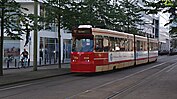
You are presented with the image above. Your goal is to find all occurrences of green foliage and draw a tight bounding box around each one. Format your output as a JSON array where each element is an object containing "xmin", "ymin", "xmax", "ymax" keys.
[
  {"xmin": 0, "ymin": 0, "xmax": 32, "ymax": 40},
  {"xmin": 118, "ymin": 0, "xmax": 144, "ymax": 34},
  {"xmin": 143, "ymin": 0, "xmax": 177, "ymax": 35},
  {"xmin": 42, "ymin": 0, "xmax": 144, "ymax": 34}
]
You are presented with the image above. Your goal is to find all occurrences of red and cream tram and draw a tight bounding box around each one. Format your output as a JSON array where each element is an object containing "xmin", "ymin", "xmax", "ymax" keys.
[{"xmin": 71, "ymin": 25, "xmax": 158, "ymax": 73}]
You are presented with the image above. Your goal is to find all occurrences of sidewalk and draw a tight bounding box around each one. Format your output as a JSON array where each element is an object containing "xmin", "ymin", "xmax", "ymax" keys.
[{"xmin": 0, "ymin": 64, "xmax": 71, "ymax": 86}]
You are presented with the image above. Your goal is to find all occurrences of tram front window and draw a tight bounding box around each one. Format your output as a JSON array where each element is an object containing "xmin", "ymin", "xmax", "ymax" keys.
[{"xmin": 72, "ymin": 38, "xmax": 93, "ymax": 52}]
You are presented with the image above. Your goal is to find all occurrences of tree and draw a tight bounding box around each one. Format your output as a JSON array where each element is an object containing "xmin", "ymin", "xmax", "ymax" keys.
[
  {"xmin": 60, "ymin": 0, "xmax": 109, "ymax": 29},
  {"xmin": 42, "ymin": 0, "xmax": 70, "ymax": 68},
  {"xmin": 118, "ymin": 0, "xmax": 144, "ymax": 34},
  {"xmin": 40, "ymin": 0, "xmax": 146, "ymax": 69},
  {"xmin": 42, "ymin": 0, "xmax": 145, "ymax": 32},
  {"xmin": 143, "ymin": 0, "xmax": 177, "ymax": 35},
  {"xmin": 33, "ymin": 0, "xmax": 38, "ymax": 71},
  {"xmin": 0, "ymin": 0, "xmax": 30, "ymax": 76}
]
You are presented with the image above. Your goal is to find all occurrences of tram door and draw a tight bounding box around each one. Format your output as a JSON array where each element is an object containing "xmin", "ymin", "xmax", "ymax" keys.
[{"xmin": 63, "ymin": 39, "xmax": 71, "ymax": 63}]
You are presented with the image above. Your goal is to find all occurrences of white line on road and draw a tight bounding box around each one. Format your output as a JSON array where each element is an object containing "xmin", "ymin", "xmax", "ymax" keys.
[
  {"xmin": 158, "ymin": 56, "xmax": 168, "ymax": 60},
  {"xmin": 67, "ymin": 62, "xmax": 168, "ymax": 99},
  {"xmin": 166, "ymin": 62, "xmax": 177, "ymax": 72},
  {"xmin": 0, "ymin": 83, "xmax": 32, "ymax": 91}
]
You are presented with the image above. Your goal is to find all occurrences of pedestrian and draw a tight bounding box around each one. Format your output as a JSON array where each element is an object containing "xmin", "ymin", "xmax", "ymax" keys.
[
  {"xmin": 21, "ymin": 48, "xmax": 29, "ymax": 59},
  {"xmin": 20, "ymin": 49, "xmax": 29, "ymax": 67}
]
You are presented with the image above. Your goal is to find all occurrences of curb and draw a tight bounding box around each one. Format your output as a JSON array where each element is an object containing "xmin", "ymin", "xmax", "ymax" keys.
[
  {"xmin": 0, "ymin": 72, "xmax": 72, "ymax": 87},
  {"xmin": 3, "ymin": 63, "xmax": 70, "ymax": 70}
]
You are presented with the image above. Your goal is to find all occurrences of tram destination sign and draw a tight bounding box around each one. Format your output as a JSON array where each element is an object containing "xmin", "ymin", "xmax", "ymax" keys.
[{"xmin": 73, "ymin": 28, "xmax": 91, "ymax": 34}]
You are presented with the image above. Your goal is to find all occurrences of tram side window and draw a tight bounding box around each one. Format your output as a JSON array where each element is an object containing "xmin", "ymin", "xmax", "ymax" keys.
[
  {"xmin": 109, "ymin": 37, "xmax": 115, "ymax": 52},
  {"xmin": 115, "ymin": 38, "xmax": 120, "ymax": 51},
  {"xmin": 149, "ymin": 42, "xmax": 153, "ymax": 51},
  {"xmin": 140, "ymin": 41, "xmax": 144, "ymax": 51},
  {"xmin": 149, "ymin": 42, "xmax": 152, "ymax": 51},
  {"xmin": 144, "ymin": 41, "xmax": 148, "ymax": 51},
  {"xmin": 103, "ymin": 36, "xmax": 109, "ymax": 52},
  {"xmin": 95, "ymin": 36, "xmax": 103, "ymax": 52},
  {"xmin": 124, "ymin": 38, "xmax": 129, "ymax": 51},
  {"xmin": 137, "ymin": 40, "xmax": 141, "ymax": 51},
  {"xmin": 120, "ymin": 38, "xmax": 125, "ymax": 51},
  {"xmin": 154, "ymin": 43, "xmax": 158, "ymax": 50},
  {"xmin": 137, "ymin": 40, "xmax": 145, "ymax": 51},
  {"xmin": 152, "ymin": 42, "xmax": 158, "ymax": 51},
  {"xmin": 129, "ymin": 39, "xmax": 133, "ymax": 51}
]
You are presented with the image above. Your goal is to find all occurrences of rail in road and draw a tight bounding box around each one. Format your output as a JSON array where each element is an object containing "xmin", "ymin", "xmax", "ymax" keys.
[
  {"xmin": 1, "ymin": 55, "xmax": 177, "ymax": 99},
  {"xmin": 67, "ymin": 57, "xmax": 177, "ymax": 99}
]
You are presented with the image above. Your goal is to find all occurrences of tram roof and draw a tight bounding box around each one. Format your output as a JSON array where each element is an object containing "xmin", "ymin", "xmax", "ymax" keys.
[
  {"xmin": 77, "ymin": 25, "xmax": 157, "ymax": 42},
  {"xmin": 78, "ymin": 25, "xmax": 92, "ymax": 28},
  {"xmin": 92, "ymin": 28, "xmax": 134, "ymax": 38}
]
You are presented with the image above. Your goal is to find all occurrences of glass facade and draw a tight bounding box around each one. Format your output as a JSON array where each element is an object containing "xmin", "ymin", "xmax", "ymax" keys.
[
  {"xmin": 4, "ymin": 39, "xmax": 20, "ymax": 59},
  {"xmin": 3, "ymin": 39, "xmax": 20, "ymax": 68},
  {"xmin": 63, "ymin": 39, "xmax": 71, "ymax": 63},
  {"xmin": 40, "ymin": 37, "xmax": 71, "ymax": 63},
  {"xmin": 40, "ymin": 37, "xmax": 58, "ymax": 63}
]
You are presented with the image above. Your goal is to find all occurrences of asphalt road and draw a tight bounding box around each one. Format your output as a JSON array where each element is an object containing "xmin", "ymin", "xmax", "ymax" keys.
[{"xmin": 0, "ymin": 55, "xmax": 177, "ymax": 99}]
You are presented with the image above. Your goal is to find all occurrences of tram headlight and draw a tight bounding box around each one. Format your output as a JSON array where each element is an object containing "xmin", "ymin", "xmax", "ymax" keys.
[
  {"xmin": 84, "ymin": 57, "xmax": 89, "ymax": 60},
  {"xmin": 84, "ymin": 57, "xmax": 90, "ymax": 62},
  {"xmin": 73, "ymin": 56, "xmax": 78, "ymax": 59}
]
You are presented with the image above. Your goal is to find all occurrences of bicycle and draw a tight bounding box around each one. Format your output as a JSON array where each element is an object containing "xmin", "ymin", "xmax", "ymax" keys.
[
  {"xmin": 4, "ymin": 55, "xmax": 14, "ymax": 63},
  {"xmin": 18, "ymin": 57, "xmax": 28, "ymax": 68}
]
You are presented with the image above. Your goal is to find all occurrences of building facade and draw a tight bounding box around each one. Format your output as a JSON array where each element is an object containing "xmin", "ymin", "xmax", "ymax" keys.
[
  {"xmin": 158, "ymin": 12, "xmax": 170, "ymax": 54},
  {"xmin": 3, "ymin": 1, "xmax": 72, "ymax": 65},
  {"xmin": 138, "ymin": 0, "xmax": 170, "ymax": 54},
  {"xmin": 2, "ymin": 0, "xmax": 169, "ymax": 67}
]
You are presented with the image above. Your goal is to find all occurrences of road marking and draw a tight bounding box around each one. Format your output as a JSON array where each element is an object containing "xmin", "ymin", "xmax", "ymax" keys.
[
  {"xmin": 67, "ymin": 62, "xmax": 167, "ymax": 99},
  {"xmin": 158, "ymin": 56, "xmax": 168, "ymax": 60},
  {"xmin": 108, "ymin": 61, "xmax": 177, "ymax": 99},
  {"xmin": 166, "ymin": 62, "xmax": 177, "ymax": 72},
  {"xmin": 0, "ymin": 83, "xmax": 32, "ymax": 91}
]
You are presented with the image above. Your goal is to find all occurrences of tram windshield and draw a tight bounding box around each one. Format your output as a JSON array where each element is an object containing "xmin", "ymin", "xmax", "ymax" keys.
[{"xmin": 72, "ymin": 38, "xmax": 94, "ymax": 52}]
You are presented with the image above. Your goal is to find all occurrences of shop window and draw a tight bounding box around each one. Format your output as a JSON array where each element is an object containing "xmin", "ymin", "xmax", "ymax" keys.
[{"xmin": 4, "ymin": 40, "xmax": 20, "ymax": 60}]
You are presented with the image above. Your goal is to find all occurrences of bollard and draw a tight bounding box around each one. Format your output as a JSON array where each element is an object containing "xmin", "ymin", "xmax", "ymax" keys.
[
  {"xmin": 44, "ymin": 58, "xmax": 46, "ymax": 64},
  {"xmin": 39, "ymin": 58, "xmax": 41, "ymax": 66},
  {"xmin": 46, "ymin": 57, "xmax": 48, "ymax": 62},
  {"xmin": 49, "ymin": 57, "xmax": 51, "ymax": 64},
  {"xmin": 54, "ymin": 57, "xmax": 56, "ymax": 64},
  {"xmin": 7, "ymin": 60, "xmax": 9, "ymax": 69},
  {"xmin": 56, "ymin": 57, "xmax": 58, "ymax": 63},
  {"xmin": 28, "ymin": 59, "xmax": 30, "ymax": 67},
  {"xmin": 15, "ymin": 59, "xmax": 17, "ymax": 67}
]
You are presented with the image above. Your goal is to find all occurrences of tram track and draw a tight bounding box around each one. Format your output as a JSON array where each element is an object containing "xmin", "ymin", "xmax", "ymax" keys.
[
  {"xmin": 67, "ymin": 58, "xmax": 177, "ymax": 99},
  {"xmin": 0, "ymin": 73, "xmax": 84, "ymax": 91},
  {"xmin": 0, "ymin": 56, "xmax": 170, "ymax": 91},
  {"xmin": 106, "ymin": 61, "xmax": 177, "ymax": 99},
  {"xmin": 0, "ymin": 56, "xmax": 175, "ymax": 99}
]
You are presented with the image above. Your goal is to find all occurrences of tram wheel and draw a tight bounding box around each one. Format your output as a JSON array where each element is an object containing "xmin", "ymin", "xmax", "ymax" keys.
[{"xmin": 113, "ymin": 66, "xmax": 116, "ymax": 70}]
